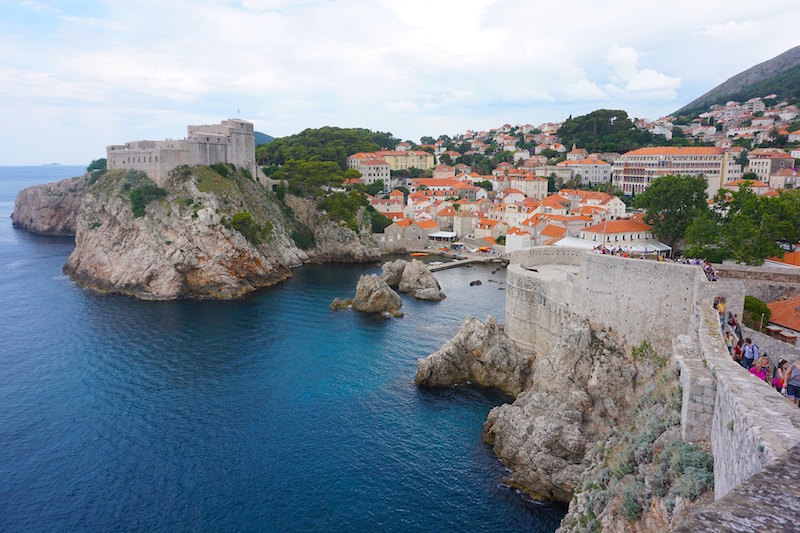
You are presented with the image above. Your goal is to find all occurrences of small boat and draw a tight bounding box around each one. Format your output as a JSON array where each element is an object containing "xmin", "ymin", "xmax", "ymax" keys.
[{"xmin": 410, "ymin": 252, "xmax": 427, "ymax": 257}]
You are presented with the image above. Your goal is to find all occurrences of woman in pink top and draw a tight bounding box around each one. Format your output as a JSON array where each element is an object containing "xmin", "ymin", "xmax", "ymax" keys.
[{"xmin": 749, "ymin": 357, "xmax": 769, "ymax": 382}]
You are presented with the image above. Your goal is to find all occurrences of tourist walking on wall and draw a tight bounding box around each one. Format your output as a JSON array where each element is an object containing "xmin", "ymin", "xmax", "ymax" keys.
[
  {"xmin": 749, "ymin": 357, "xmax": 769, "ymax": 383},
  {"xmin": 741, "ymin": 338, "xmax": 755, "ymax": 369},
  {"xmin": 724, "ymin": 331, "xmax": 734, "ymax": 354},
  {"xmin": 773, "ymin": 359, "xmax": 788, "ymax": 392},
  {"xmin": 732, "ymin": 339, "xmax": 744, "ymax": 364},
  {"xmin": 784, "ymin": 361, "xmax": 800, "ymax": 407}
]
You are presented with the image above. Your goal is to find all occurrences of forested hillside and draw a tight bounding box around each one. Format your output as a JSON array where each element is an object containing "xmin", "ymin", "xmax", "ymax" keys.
[{"xmin": 255, "ymin": 127, "xmax": 400, "ymax": 169}]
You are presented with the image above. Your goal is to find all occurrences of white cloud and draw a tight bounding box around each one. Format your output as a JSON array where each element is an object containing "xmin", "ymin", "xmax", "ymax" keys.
[
  {"xmin": 696, "ymin": 20, "xmax": 762, "ymax": 39},
  {"xmin": 603, "ymin": 44, "xmax": 681, "ymax": 100},
  {"xmin": 1, "ymin": 1, "xmax": 800, "ymax": 163}
]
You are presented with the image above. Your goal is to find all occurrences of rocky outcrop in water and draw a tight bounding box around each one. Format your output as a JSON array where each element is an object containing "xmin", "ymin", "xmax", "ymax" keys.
[
  {"xmin": 11, "ymin": 173, "xmax": 91, "ymax": 235},
  {"xmin": 13, "ymin": 166, "xmax": 383, "ymax": 300},
  {"xmin": 351, "ymin": 274, "xmax": 402, "ymax": 315},
  {"xmin": 381, "ymin": 259, "xmax": 445, "ymax": 301},
  {"xmin": 380, "ymin": 259, "xmax": 408, "ymax": 287},
  {"xmin": 416, "ymin": 317, "xmax": 660, "ymax": 503},
  {"xmin": 414, "ymin": 316, "xmax": 529, "ymax": 395},
  {"xmin": 62, "ymin": 167, "xmax": 302, "ymax": 300}
]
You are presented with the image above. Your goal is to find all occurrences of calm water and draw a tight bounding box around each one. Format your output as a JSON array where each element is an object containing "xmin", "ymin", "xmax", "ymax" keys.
[{"xmin": 0, "ymin": 166, "xmax": 565, "ymax": 532}]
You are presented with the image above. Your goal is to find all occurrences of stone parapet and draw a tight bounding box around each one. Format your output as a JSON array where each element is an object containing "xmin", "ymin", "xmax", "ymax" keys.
[{"xmin": 672, "ymin": 334, "xmax": 714, "ymax": 443}]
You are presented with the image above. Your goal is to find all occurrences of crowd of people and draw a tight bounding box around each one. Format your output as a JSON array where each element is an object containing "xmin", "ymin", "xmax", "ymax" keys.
[{"xmin": 716, "ymin": 297, "xmax": 800, "ymax": 407}]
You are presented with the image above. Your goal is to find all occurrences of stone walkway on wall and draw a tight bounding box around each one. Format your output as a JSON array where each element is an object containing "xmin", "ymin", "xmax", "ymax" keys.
[{"xmin": 676, "ymin": 442, "xmax": 800, "ymax": 532}]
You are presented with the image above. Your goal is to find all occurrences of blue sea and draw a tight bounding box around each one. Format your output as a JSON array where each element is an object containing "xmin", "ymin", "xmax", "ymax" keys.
[{"xmin": 0, "ymin": 166, "xmax": 565, "ymax": 532}]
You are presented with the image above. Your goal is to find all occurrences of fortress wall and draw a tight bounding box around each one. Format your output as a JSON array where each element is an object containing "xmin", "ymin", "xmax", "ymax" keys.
[
  {"xmin": 107, "ymin": 119, "xmax": 257, "ymax": 187},
  {"xmin": 569, "ymin": 254, "xmax": 700, "ymax": 350},
  {"xmin": 506, "ymin": 249, "xmax": 702, "ymax": 356},
  {"xmin": 506, "ymin": 264, "xmax": 587, "ymax": 354},
  {"xmin": 503, "ymin": 246, "xmax": 584, "ymax": 268}
]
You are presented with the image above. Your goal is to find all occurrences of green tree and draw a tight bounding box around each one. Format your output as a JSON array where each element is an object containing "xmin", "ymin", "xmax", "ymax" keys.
[
  {"xmin": 632, "ymin": 174, "xmax": 709, "ymax": 250},
  {"xmin": 364, "ymin": 180, "xmax": 385, "ymax": 196},
  {"xmin": 475, "ymin": 180, "xmax": 492, "ymax": 191},
  {"xmin": 440, "ymin": 153, "xmax": 454, "ymax": 166},
  {"xmin": 87, "ymin": 158, "xmax": 107, "ymax": 173}
]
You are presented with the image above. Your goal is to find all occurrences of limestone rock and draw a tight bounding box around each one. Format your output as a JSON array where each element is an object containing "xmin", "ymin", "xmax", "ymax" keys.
[
  {"xmin": 12, "ymin": 173, "xmax": 91, "ymax": 235},
  {"xmin": 380, "ymin": 259, "xmax": 408, "ymax": 288},
  {"xmin": 351, "ymin": 274, "xmax": 402, "ymax": 314},
  {"xmin": 330, "ymin": 297, "xmax": 352, "ymax": 310},
  {"xmin": 416, "ymin": 312, "xmax": 653, "ymax": 503},
  {"xmin": 285, "ymin": 195, "xmax": 380, "ymax": 263},
  {"xmin": 399, "ymin": 259, "xmax": 445, "ymax": 301},
  {"xmin": 415, "ymin": 316, "xmax": 530, "ymax": 395},
  {"xmin": 62, "ymin": 167, "xmax": 300, "ymax": 300}
]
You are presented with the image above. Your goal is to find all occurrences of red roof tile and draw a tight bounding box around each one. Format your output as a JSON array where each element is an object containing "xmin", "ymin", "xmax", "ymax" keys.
[{"xmin": 767, "ymin": 296, "xmax": 800, "ymax": 332}]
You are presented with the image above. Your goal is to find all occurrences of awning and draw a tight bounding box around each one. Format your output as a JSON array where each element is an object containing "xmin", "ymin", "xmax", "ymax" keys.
[
  {"xmin": 552, "ymin": 236, "xmax": 597, "ymax": 250},
  {"xmin": 429, "ymin": 231, "xmax": 457, "ymax": 239},
  {"xmin": 629, "ymin": 242, "xmax": 671, "ymax": 253}
]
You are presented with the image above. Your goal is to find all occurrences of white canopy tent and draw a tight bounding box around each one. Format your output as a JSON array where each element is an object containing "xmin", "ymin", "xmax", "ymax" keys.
[{"xmin": 553, "ymin": 236, "xmax": 597, "ymax": 250}]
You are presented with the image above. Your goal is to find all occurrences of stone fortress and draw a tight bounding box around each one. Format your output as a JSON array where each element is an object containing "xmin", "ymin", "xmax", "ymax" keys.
[
  {"xmin": 106, "ymin": 119, "xmax": 257, "ymax": 186},
  {"xmin": 503, "ymin": 247, "xmax": 800, "ymax": 530}
]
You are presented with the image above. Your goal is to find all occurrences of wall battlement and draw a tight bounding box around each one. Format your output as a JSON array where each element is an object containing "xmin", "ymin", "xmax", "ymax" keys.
[{"xmin": 107, "ymin": 119, "xmax": 256, "ymax": 186}]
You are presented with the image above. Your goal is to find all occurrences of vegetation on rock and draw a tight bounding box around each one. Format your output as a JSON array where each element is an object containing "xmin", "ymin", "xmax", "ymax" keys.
[
  {"xmin": 129, "ymin": 183, "xmax": 167, "ymax": 218},
  {"xmin": 230, "ymin": 211, "xmax": 270, "ymax": 245},
  {"xmin": 743, "ymin": 295, "xmax": 771, "ymax": 330},
  {"xmin": 560, "ymin": 363, "xmax": 713, "ymax": 532}
]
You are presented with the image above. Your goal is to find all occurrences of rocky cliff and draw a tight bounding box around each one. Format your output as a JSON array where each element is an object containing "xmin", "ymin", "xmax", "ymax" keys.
[
  {"xmin": 558, "ymin": 364, "xmax": 714, "ymax": 532},
  {"xmin": 416, "ymin": 316, "xmax": 661, "ymax": 503},
  {"xmin": 62, "ymin": 167, "xmax": 304, "ymax": 299},
  {"xmin": 11, "ymin": 173, "xmax": 92, "ymax": 235},
  {"xmin": 13, "ymin": 166, "xmax": 381, "ymax": 299},
  {"xmin": 284, "ymin": 195, "xmax": 380, "ymax": 263}
]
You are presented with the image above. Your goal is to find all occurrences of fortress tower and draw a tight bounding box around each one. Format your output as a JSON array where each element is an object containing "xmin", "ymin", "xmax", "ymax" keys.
[{"xmin": 106, "ymin": 119, "xmax": 257, "ymax": 186}]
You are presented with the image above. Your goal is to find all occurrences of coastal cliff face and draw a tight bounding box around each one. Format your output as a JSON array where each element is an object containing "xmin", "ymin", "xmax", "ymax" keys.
[
  {"xmin": 63, "ymin": 167, "xmax": 302, "ymax": 300},
  {"xmin": 284, "ymin": 195, "xmax": 380, "ymax": 263},
  {"xmin": 14, "ymin": 166, "xmax": 381, "ymax": 299},
  {"xmin": 416, "ymin": 317, "xmax": 659, "ymax": 503},
  {"xmin": 11, "ymin": 173, "xmax": 91, "ymax": 235}
]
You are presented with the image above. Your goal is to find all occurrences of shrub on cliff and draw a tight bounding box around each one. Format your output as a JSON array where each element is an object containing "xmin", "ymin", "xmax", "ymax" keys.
[
  {"xmin": 743, "ymin": 295, "xmax": 771, "ymax": 330},
  {"xmin": 129, "ymin": 184, "xmax": 167, "ymax": 218},
  {"xmin": 230, "ymin": 211, "xmax": 270, "ymax": 245}
]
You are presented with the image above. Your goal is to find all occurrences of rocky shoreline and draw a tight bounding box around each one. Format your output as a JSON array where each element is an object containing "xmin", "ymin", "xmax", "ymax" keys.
[{"xmin": 12, "ymin": 167, "xmax": 380, "ymax": 300}]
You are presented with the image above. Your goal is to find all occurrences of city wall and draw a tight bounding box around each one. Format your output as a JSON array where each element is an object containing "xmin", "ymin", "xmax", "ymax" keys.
[
  {"xmin": 505, "ymin": 248, "xmax": 711, "ymax": 355},
  {"xmin": 504, "ymin": 247, "xmax": 800, "ymax": 520}
]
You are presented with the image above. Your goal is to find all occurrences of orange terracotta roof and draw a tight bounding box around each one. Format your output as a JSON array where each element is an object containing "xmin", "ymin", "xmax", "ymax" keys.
[
  {"xmin": 438, "ymin": 206, "xmax": 455, "ymax": 216},
  {"xmin": 623, "ymin": 147, "xmax": 723, "ymax": 156},
  {"xmin": 541, "ymin": 224, "xmax": 567, "ymax": 238},
  {"xmin": 767, "ymin": 296, "xmax": 800, "ymax": 332},
  {"xmin": 390, "ymin": 190, "xmax": 404, "ymax": 197},
  {"xmin": 416, "ymin": 219, "xmax": 439, "ymax": 230},
  {"xmin": 507, "ymin": 227, "xmax": 530, "ymax": 236},
  {"xmin": 768, "ymin": 248, "xmax": 800, "ymax": 267},
  {"xmin": 394, "ymin": 219, "xmax": 413, "ymax": 228},
  {"xmin": 583, "ymin": 219, "xmax": 652, "ymax": 234},
  {"xmin": 484, "ymin": 237, "xmax": 495, "ymax": 245},
  {"xmin": 726, "ymin": 179, "xmax": 769, "ymax": 187},
  {"xmin": 477, "ymin": 218, "xmax": 499, "ymax": 228}
]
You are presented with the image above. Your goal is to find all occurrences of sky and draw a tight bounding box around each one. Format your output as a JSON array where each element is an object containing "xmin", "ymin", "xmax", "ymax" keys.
[{"xmin": 1, "ymin": 0, "xmax": 799, "ymax": 165}]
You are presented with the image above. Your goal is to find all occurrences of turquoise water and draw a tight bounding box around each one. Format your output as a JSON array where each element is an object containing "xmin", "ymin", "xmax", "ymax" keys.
[{"xmin": 0, "ymin": 166, "xmax": 565, "ymax": 531}]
